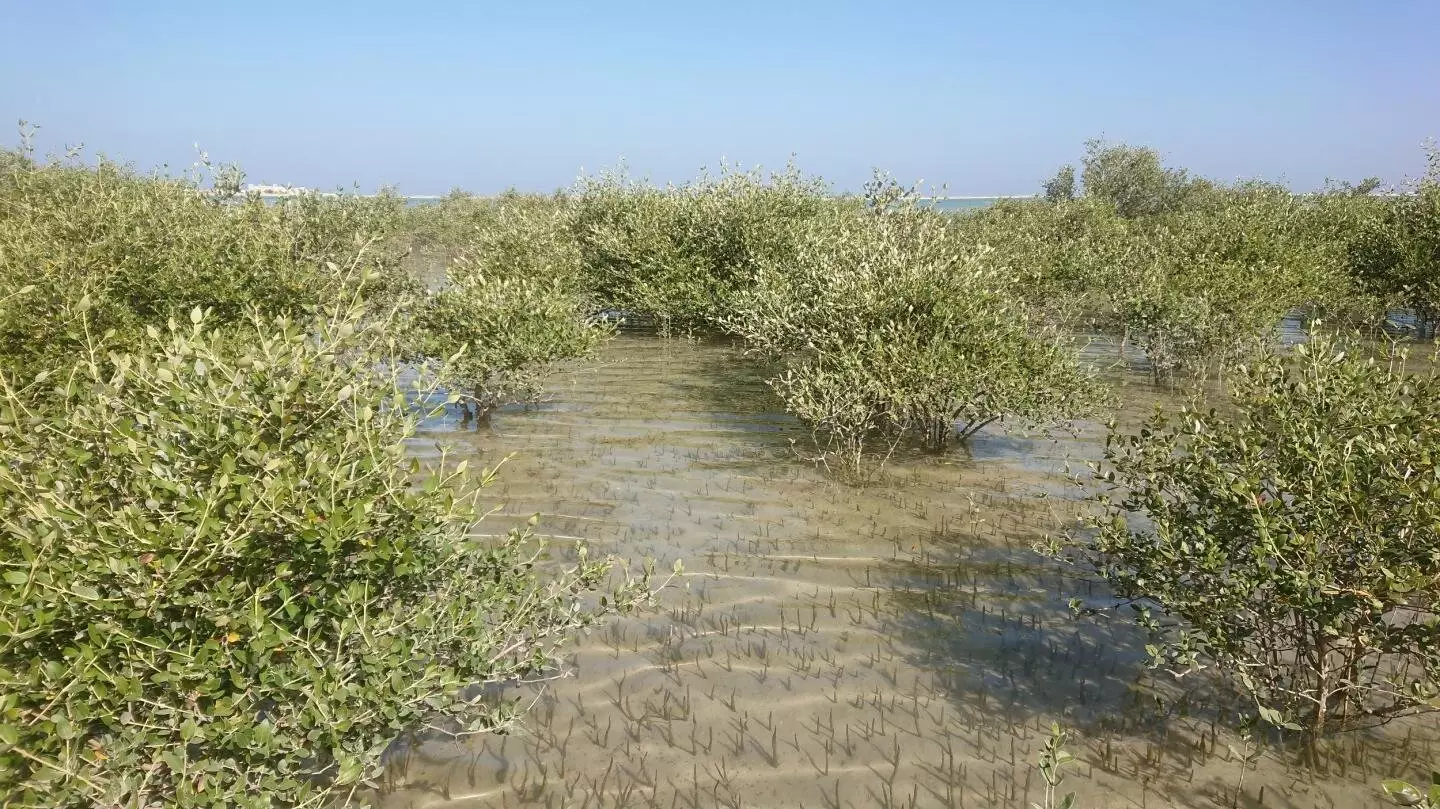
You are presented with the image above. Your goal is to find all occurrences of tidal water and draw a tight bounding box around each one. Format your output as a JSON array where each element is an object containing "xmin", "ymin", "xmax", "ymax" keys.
[{"xmin": 377, "ymin": 334, "xmax": 1435, "ymax": 809}]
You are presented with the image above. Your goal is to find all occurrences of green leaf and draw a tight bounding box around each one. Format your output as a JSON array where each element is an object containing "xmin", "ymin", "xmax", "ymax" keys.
[
  {"xmin": 1257, "ymin": 706, "xmax": 1285, "ymax": 727},
  {"xmin": 2, "ymin": 570, "xmax": 28, "ymax": 585},
  {"xmin": 1381, "ymin": 780, "xmax": 1424, "ymax": 806}
]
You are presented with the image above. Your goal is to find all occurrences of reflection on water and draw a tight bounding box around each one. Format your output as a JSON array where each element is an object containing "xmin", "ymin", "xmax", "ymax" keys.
[{"xmin": 379, "ymin": 334, "xmax": 1435, "ymax": 809}]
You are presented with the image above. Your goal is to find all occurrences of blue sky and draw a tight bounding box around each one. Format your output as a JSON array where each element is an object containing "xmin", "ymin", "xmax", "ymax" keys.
[{"xmin": 2, "ymin": 1, "xmax": 1437, "ymax": 194}]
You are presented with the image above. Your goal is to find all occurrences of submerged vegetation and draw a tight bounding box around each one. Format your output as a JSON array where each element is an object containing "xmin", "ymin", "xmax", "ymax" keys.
[{"xmin": 2, "ymin": 125, "xmax": 1439, "ymax": 805}]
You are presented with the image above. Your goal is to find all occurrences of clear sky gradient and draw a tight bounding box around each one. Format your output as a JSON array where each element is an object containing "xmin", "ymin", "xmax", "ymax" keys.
[{"xmin": 3, "ymin": 1, "xmax": 1437, "ymax": 195}]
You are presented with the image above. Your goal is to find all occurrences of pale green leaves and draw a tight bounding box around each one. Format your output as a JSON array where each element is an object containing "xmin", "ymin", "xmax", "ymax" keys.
[
  {"xmin": 0, "ymin": 305, "xmax": 659, "ymax": 807},
  {"xmin": 729, "ymin": 204, "xmax": 1100, "ymax": 473},
  {"xmin": 1256, "ymin": 705, "xmax": 1303, "ymax": 733},
  {"xmin": 1030, "ymin": 723, "xmax": 1078, "ymax": 809},
  {"xmin": 0, "ymin": 154, "xmax": 416, "ymax": 376},
  {"xmin": 1380, "ymin": 773, "xmax": 1440, "ymax": 808},
  {"xmin": 1058, "ymin": 331, "xmax": 1440, "ymax": 735},
  {"xmin": 407, "ymin": 265, "xmax": 610, "ymax": 415}
]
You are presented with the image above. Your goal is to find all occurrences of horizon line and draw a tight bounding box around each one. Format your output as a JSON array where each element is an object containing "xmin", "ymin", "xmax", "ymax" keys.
[{"xmin": 248, "ymin": 188, "xmax": 1032, "ymax": 201}]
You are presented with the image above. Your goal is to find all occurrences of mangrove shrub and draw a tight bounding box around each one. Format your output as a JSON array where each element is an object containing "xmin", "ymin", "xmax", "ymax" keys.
[
  {"xmin": 1060, "ymin": 334, "xmax": 1440, "ymax": 734},
  {"xmin": 404, "ymin": 198, "xmax": 611, "ymax": 416},
  {"xmin": 568, "ymin": 164, "xmax": 831, "ymax": 332},
  {"xmin": 0, "ymin": 303, "xmax": 660, "ymax": 807},
  {"xmin": 407, "ymin": 265, "xmax": 611, "ymax": 417},
  {"xmin": 731, "ymin": 204, "xmax": 1101, "ymax": 472},
  {"xmin": 1347, "ymin": 149, "xmax": 1440, "ymax": 337},
  {"xmin": 0, "ymin": 147, "xmax": 413, "ymax": 374}
]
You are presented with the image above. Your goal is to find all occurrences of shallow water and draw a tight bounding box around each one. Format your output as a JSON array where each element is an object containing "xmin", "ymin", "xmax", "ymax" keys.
[{"xmin": 380, "ymin": 334, "xmax": 1436, "ymax": 809}]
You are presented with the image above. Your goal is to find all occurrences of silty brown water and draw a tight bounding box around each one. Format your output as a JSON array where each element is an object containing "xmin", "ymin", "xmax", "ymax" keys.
[{"xmin": 378, "ymin": 333, "xmax": 1437, "ymax": 809}]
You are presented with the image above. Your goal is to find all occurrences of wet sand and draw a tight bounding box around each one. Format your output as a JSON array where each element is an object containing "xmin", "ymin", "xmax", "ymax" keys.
[{"xmin": 380, "ymin": 334, "xmax": 1436, "ymax": 809}]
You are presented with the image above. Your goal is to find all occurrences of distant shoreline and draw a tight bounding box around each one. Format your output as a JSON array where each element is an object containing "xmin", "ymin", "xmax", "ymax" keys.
[
  {"xmin": 918, "ymin": 195, "xmax": 1035, "ymax": 200},
  {"xmin": 250, "ymin": 189, "xmax": 1030, "ymax": 202}
]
